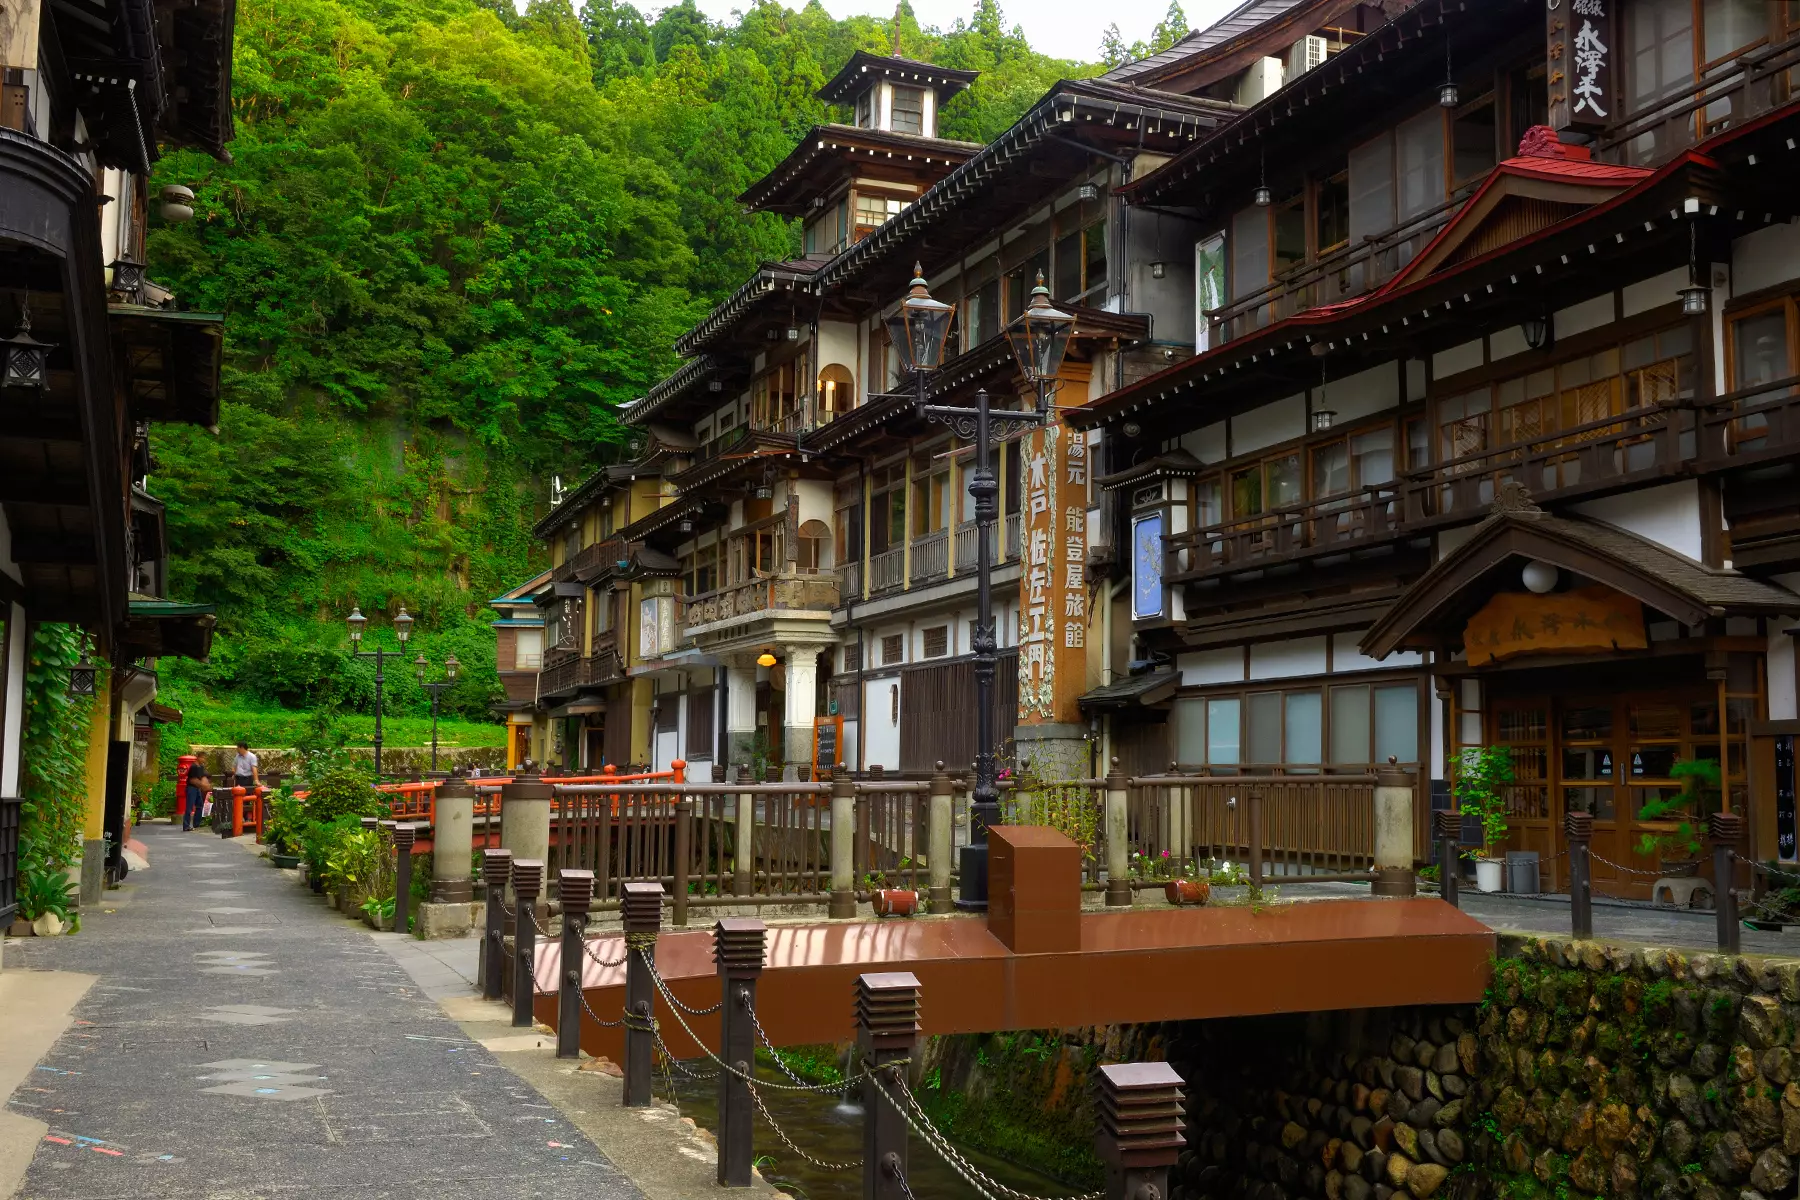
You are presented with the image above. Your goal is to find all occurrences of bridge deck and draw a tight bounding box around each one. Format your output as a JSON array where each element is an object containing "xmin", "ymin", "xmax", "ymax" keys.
[{"xmin": 533, "ymin": 899, "xmax": 1495, "ymax": 1062}]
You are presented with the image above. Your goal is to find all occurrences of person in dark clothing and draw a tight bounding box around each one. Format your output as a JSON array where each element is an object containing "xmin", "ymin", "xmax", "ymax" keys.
[{"xmin": 183, "ymin": 767, "xmax": 211, "ymax": 832}]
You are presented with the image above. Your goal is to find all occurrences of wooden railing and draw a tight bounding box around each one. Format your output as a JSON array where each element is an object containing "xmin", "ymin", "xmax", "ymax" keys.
[
  {"xmin": 838, "ymin": 558, "xmax": 863, "ymax": 599},
  {"xmin": 683, "ymin": 571, "xmax": 839, "ymax": 629},
  {"xmin": 1401, "ymin": 405, "xmax": 1685, "ymax": 527},
  {"xmin": 537, "ymin": 635, "xmax": 620, "ymax": 699},
  {"xmin": 910, "ymin": 530, "xmax": 948, "ymax": 581},
  {"xmin": 1165, "ymin": 485, "xmax": 1403, "ymax": 582},
  {"xmin": 869, "ymin": 546, "xmax": 905, "ymax": 593},
  {"xmin": 1126, "ymin": 773, "xmax": 1385, "ymax": 881},
  {"xmin": 1597, "ymin": 32, "xmax": 1800, "ymax": 166},
  {"xmin": 552, "ymin": 539, "xmax": 619, "ymax": 584},
  {"xmin": 1699, "ymin": 373, "xmax": 1800, "ymax": 470}
]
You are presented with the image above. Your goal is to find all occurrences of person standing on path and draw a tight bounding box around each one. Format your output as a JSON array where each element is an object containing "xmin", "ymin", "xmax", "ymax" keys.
[
  {"xmin": 233, "ymin": 740, "xmax": 260, "ymax": 790},
  {"xmin": 183, "ymin": 766, "xmax": 211, "ymax": 831}
]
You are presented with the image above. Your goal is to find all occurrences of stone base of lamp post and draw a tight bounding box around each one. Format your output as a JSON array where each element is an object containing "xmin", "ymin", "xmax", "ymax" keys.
[
  {"xmin": 1012, "ymin": 723, "xmax": 1091, "ymax": 781},
  {"xmin": 414, "ymin": 901, "xmax": 474, "ymax": 939}
]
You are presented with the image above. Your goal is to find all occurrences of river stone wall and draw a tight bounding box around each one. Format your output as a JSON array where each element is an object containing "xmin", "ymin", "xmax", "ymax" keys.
[{"xmin": 1166, "ymin": 934, "xmax": 1800, "ymax": 1200}]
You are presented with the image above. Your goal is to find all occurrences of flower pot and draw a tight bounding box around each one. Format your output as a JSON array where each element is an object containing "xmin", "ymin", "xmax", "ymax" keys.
[
  {"xmin": 271, "ymin": 853, "xmax": 301, "ymax": 870},
  {"xmin": 871, "ymin": 889, "xmax": 919, "ymax": 917},
  {"xmin": 1475, "ymin": 857, "xmax": 1506, "ymax": 894},
  {"xmin": 8, "ymin": 917, "xmax": 32, "ymax": 937},
  {"xmin": 1164, "ymin": 878, "xmax": 1211, "ymax": 906},
  {"xmin": 309, "ymin": 874, "xmax": 325, "ymax": 895},
  {"xmin": 31, "ymin": 912, "xmax": 65, "ymax": 937}
]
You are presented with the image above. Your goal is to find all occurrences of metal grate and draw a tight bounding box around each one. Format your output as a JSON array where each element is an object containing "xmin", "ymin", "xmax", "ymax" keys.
[
  {"xmin": 0, "ymin": 796, "xmax": 21, "ymax": 925},
  {"xmin": 881, "ymin": 634, "xmax": 904, "ymax": 665}
]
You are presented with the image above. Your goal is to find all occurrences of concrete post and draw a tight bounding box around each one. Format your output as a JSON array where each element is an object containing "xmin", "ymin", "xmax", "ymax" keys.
[
  {"xmin": 1372, "ymin": 762, "xmax": 1418, "ymax": 897},
  {"xmin": 673, "ymin": 798, "xmax": 693, "ymax": 928},
  {"xmin": 498, "ymin": 770, "xmax": 553, "ymax": 914},
  {"xmin": 857, "ymin": 972, "xmax": 920, "ymax": 1200},
  {"xmin": 714, "ymin": 919, "xmax": 767, "ymax": 1187},
  {"xmin": 734, "ymin": 766, "xmax": 754, "ymax": 896},
  {"xmin": 927, "ymin": 762, "xmax": 953, "ymax": 914},
  {"xmin": 511, "ymin": 859, "xmax": 543, "ymax": 1029},
  {"xmin": 1433, "ymin": 808, "xmax": 1461, "ymax": 908},
  {"xmin": 392, "ymin": 822, "xmax": 417, "ymax": 934},
  {"xmin": 1094, "ymin": 1062, "xmax": 1186, "ymax": 1200},
  {"xmin": 726, "ymin": 662, "xmax": 757, "ymax": 770},
  {"xmin": 782, "ymin": 646, "xmax": 820, "ymax": 781},
  {"xmin": 1565, "ymin": 811, "xmax": 1593, "ymax": 941},
  {"xmin": 557, "ymin": 868, "xmax": 594, "ymax": 1059},
  {"xmin": 432, "ymin": 776, "xmax": 475, "ymax": 902},
  {"xmin": 1104, "ymin": 759, "xmax": 1130, "ymax": 908},
  {"xmin": 1710, "ymin": 810, "xmax": 1743, "ymax": 954},
  {"xmin": 830, "ymin": 774, "xmax": 857, "ymax": 918},
  {"xmin": 621, "ymin": 881, "xmax": 664, "ymax": 1108},
  {"xmin": 480, "ymin": 848, "xmax": 512, "ymax": 1000}
]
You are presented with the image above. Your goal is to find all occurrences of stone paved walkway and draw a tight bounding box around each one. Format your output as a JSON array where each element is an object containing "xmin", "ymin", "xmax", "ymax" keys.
[{"xmin": 3, "ymin": 824, "xmax": 646, "ymax": 1200}]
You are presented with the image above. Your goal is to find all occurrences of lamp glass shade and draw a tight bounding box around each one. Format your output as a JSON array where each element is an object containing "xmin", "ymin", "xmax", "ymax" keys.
[
  {"xmin": 414, "ymin": 653, "xmax": 428, "ymax": 679},
  {"xmin": 1521, "ymin": 560, "xmax": 1559, "ymax": 595},
  {"xmin": 1521, "ymin": 317, "xmax": 1550, "ymax": 350},
  {"xmin": 1, "ymin": 315, "xmax": 53, "ymax": 392},
  {"xmin": 1004, "ymin": 273, "xmax": 1076, "ymax": 386},
  {"xmin": 346, "ymin": 606, "xmax": 366, "ymax": 642},
  {"xmin": 393, "ymin": 606, "xmax": 413, "ymax": 644},
  {"xmin": 885, "ymin": 264, "xmax": 955, "ymax": 375},
  {"xmin": 69, "ymin": 659, "xmax": 97, "ymax": 697},
  {"xmin": 445, "ymin": 655, "xmax": 459, "ymax": 680},
  {"xmin": 1679, "ymin": 285, "xmax": 1709, "ymax": 316},
  {"xmin": 1253, "ymin": 185, "xmax": 1272, "ymax": 208},
  {"xmin": 1439, "ymin": 81, "xmax": 1460, "ymax": 108},
  {"xmin": 756, "ymin": 651, "xmax": 778, "ymax": 667}
]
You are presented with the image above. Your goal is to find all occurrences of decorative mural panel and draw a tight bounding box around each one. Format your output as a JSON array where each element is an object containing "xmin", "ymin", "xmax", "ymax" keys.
[
  {"xmin": 1462, "ymin": 585, "xmax": 1645, "ymax": 666},
  {"xmin": 1132, "ymin": 512, "xmax": 1164, "ymax": 621}
]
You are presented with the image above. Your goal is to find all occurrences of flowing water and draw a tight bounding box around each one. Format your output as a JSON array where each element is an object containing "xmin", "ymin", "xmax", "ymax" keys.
[{"xmin": 662, "ymin": 1061, "xmax": 1083, "ymax": 1200}]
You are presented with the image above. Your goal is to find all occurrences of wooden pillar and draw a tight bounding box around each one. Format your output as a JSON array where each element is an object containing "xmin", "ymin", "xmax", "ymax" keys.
[
  {"xmin": 481, "ymin": 848, "xmax": 513, "ymax": 1001},
  {"xmin": 1565, "ymin": 811, "xmax": 1593, "ymax": 940},
  {"xmin": 1094, "ymin": 1062, "xmax": 1186, "ymax": 1200}
]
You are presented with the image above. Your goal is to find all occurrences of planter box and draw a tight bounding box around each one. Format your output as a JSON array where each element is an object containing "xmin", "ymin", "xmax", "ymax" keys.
[
  {"xmin": 270, "ymin": 853, "xmax": 301, "ymax": 869},
  {"xmin": 326, "ymin": 892, "xmax": 340, "ymax": 910},
  {"xmin": 9, "ymin": 917, "xmax": 33, "ymax": 937},
  {"xmin": 360, "ymin": 909, "xmax": 394, "ymax": 932}
]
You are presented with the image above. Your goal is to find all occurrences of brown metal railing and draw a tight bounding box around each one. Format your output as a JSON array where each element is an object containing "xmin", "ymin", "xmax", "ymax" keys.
[
  {"xmin": 1126, "ymin": 773, "xmax": 1382, "ymax": 884},
  {"xmin": 853, "ymin": 780, "xmax": 930, "ymax": 896},
  {"xmin": 1699, "ymin": 372, "xmax": 1800, "ymax": 469}
]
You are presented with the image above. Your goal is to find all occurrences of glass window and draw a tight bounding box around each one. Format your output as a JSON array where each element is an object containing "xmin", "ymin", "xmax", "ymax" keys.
[
  {"xmin": 1316, "ymin": 168, "xmax": 1350, "ymax": 256},
  {"xmin": 1397, "ymin": 108, "xmax": 1446, "ymax": 221},
  {"xmin": 1626, "ymin": 0, "xmax": 1695, "ymax": 110},
  {"xmin": 514, "ymin": 628, "xmax": 544, "ymax": 670},
  {"xmin": 1703, "ymin": 0, "xmax": 1766, "ymax": 63},
  {"xmin": 1267, "ymin": 454, "xmax": 1303, "ymax": 509},
  {"xmin": 1373, "ymin": 684, "xmax": 1418, "ymax": 764},
  {"xmin": 1173, "ymin": 698, "xmax": 1206, "ymax": 765},
  {"xmin": 1734, "ymin": 310, "xmax": 1791, "ymax": 387},
  {"xmin": 1285, "ymin": 691, "xmax": 1323, "ymax": 766},
  {"xmin": 974, "ymin": 277, "xmax": 999, "ymax": 344},
  {"xmin": 1348, "ymin": 133, "xmax": 1396, "ymax": 244},
  {"xmin": 1351, "ymin": 428, "xmax": 1395, "ymax": 487},
  {"xmin": 1196, "ymin": 234, "xmax": 1226, "ymax": 349},
  {"xmin": 1330, "ymin": 685, "xmax": 1371, "ymax": 765},
  {"xmin": 1313, "ymin": 442, "xmax": 1350, "ymax": 499},
  {"xmin": 1005, "ymin": 248, "xmax": 1050, "ymax": 319},
  {"xmin": 1054, "ymin": 229, "xmax": 1082, "ymax": 301},
  {"xmin": 1195, "ymin": 477, "xmax": 1223, "ymax": 528},
  {"xmin": 890, "ymin": 86, "xmax": 925, "ymax": 134},
  {"xmin": 1207, "ymin": 698, "xmax": 1241, "ymax": 765},
  {"xmin": 1274, "ymin": 191, "xmax": 1307, "ymax": 275},
  {"xmin": 1231, "ymin": 206, "xmax": 1270, "ymax": 301},
  {"xmin": 1452, "ymin": 94, "xmax": 1498, "ymax": 184},
  {"xmin": 856, "ymin": 90, "xmax": 874, "ymax": 128},
  {"xmin": 1230, "ymin": 464, "xmax": 1264, "ymax": 518},
  {"xmin": 1084, "ymin": 219, "xmax": 1108, "ymax": 295},
  {"xmin": 1247, "ymin": 692, "xmax": 1282, "ymax": 766}
]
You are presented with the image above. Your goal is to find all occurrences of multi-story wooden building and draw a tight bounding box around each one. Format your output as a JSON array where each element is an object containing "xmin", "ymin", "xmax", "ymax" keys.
[
  {"xmin": 506, "ymin": 4, "xmax": 1416, "ymax": 779},
  {"xmin": 2, "ymin": 0, "xmax": 234, "ymax": 892},
  {"xmin": 1073, "ymin": 0, "xmax": 1800, "ymax": 894}
]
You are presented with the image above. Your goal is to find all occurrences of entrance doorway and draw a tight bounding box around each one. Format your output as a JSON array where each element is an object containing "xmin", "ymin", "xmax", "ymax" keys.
[{"xmin": 1488, "ymin": 681, "xmax": 1751, "ymax": 898}]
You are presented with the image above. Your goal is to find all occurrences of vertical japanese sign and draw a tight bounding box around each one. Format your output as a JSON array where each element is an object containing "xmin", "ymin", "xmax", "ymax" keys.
[
  {"xmin": 1018, "ymin": 424, "xmax": 1088, "ymax": 725},
  {"xmin": 1547, "ymin": 0, "xmax": 1611, "ymax": 134}
]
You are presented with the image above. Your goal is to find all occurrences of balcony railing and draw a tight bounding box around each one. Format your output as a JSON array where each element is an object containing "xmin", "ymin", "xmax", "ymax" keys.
[
  {"xmin": 839, "ymin": 559, "xmax": 863, "ymax": 599},
  {"xmin": 869, "ymin": 546, "xmax": 905, "ymax": 593},
  {"xmin": 1699, "ymin": 374, "xmax": 1800, "ymax": 471},
  {"xmin": 1166, "ymin": 485, "xmax": 1405, "ymax": 582},
  {"xmin": 538, "ymin": 637, "xmax": 621, "ymax": 699},
  {"xmin": 552, "ymin": 539, "xmax": 620, "ymax": 584},
  {"xmin": 910, "ymin": 530, "xmax": 948, "ymax": 580},
  {"xmin": 1597, "ymin": 32, "xmax": 1800, "ymax": 166},
  {"xmin": 1401, "ymin": 405, "xmax": 1686, "ymax": 527},
  {"xmin": 684, "ymin": 572, "xmax": 840, "ymax": 630}
]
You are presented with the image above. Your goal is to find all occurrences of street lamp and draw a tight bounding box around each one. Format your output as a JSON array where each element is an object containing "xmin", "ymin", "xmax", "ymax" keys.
[
  {"xmin": 416, "ymin": 653, "xmax": 460, "ymax": 772},
  {"xmin": 347, "ymin": 604, "xmax": 412, "ymax": 780},
  {"xmin": 906, "ymin": 269, "xmax": 1074, "ymax": 911}
]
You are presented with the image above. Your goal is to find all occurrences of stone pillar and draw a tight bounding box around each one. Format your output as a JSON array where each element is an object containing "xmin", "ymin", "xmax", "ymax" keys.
[
  {"xmin": 1372, "ymin": 763, "xmax": 1418, "ymax": 898},
  {"xmin": 829, "ymin": 775, "xmax": 856, "ymax": 919},
  {"xmin": 858, "ymin": 972, "xmax": 920, "ymax": 1200},
  {"xmin": 557, "ymin": 868, "xmax": 594, "ymax": 1059},
  {"xmin": 1013, "ymin": 722, "xmax": 1090, "ymax": 784},
  {"xmin": 714, "ymin": 919, "xmax": 766, "ymax": 1187},
  {"xmin": 1094, "ymin": 1062, "xmax": 1186, "ymax": 1200},
  {"xmin": 726, "ymin": 661, "xmax": 757, "ymax": 770},
  {"xmin": 782, "ymin": 646, "xmax": 820, "ymax": 781},
  {"xmin": 499, "ymin": 769, "xmax": 552, "ymax": 912},
  {"xmin": 927, "ymin": 763, "xmax": 953, "ymax": 915},
  {"xmin": 419, "ymin": 776, "xmax": 474, "ymax": 939},
  {"xmin": 1104, "ymin": 758, "xmax": 1130, "ymax": 908}
]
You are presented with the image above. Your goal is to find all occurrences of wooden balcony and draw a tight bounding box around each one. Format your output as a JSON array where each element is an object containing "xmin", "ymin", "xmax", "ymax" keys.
[
  {"xmin": 684, "ymin": 572, "xmax": 839, "ymax": 635},
  {"xmin": 1401, "ymin": 406, "xmax": 1688, "ymax": 528},
  {"xmin": 1166, "ymin": 486, "xmax": 1406, "ymax": 584},
  {"xmin": 1701, "ymin": 375, "xmax": 1800, "ymax": 569},
  {"xmin": 1700, "ymin": 374, "xmax": 1800, "ymax": 472},
  {"xmin": 537, "ymin": 632, "xmax": 621, "ymax": 700},
  {"xmin": 1595, "ymin": 32, "xmax": 1800, "ymax": 166},
  {"xmin": 552, "ymin": 539, "xmax": 621, "ymax": 584}
]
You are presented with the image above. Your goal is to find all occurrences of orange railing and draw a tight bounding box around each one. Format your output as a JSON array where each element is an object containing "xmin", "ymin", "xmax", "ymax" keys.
[{"xmin": 290, "ymin": 763, "xmax": 690, "ymax": 829}]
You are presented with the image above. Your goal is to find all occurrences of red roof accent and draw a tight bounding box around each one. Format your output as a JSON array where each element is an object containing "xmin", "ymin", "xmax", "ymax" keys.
[{"xmin": 1492, "ymin": 154, "xmax": 1654, "ymax": 186}]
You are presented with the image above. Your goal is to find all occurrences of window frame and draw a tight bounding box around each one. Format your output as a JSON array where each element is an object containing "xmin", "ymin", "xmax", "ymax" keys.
[{"xmin": 1170, "ymin": 670, "xmax": 1429, "ymax": 773}]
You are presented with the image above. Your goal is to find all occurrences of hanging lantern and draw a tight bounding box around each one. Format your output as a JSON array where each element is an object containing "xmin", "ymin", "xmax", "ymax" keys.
[
  {"xmin": 884, "ymin": 263, "xmax": 956, "ymax": 376},
  {"xmin": 109, "ymin": 254, "xmax": 146, "ymax": 300},
  {"xmin": 1004, "ymin": 272, "xmax": 1077, "ymax": 391},
  {"xmin": 756, "ymin": 651, "xmax": 778, "ymax": 668},
  {"xmin": 69, "ymin": 650, "xmax": 97, "ymax": 697},
  {"xmin": 1, "ymin": 308, "xmax": 54, "ymax": 393}
]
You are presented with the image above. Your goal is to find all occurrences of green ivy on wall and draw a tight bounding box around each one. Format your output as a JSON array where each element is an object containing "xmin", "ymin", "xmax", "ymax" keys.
[{"xmin": 21, "ymin": 624, "xmax": 100, "ymax": 872}]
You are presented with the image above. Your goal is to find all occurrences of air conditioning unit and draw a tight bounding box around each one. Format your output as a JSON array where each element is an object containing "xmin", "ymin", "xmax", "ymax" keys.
[
  {"xmin": 1234, "ymin": 57, "xmax": 1286, "ymax": 107},
  {"xmin": 1289, "ymin": 35, "xmax": 1327, "ymax": 79}
]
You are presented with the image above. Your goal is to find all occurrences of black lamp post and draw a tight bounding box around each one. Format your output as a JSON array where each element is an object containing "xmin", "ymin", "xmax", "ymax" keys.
[
  {"xmin": 348, "ymin": 604, "xmax": 413, "ymax": 780},
  {"xmin": 906, "ymin": 268, "xmax": 1074, "ymax": 910},
  {"xmin": 415, "ymin": 653, "xmax": 460, "ymax": 772}
]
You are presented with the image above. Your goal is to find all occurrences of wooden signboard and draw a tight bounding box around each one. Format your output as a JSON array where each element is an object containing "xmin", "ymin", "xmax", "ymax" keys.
[
  {"xmin": 812, "ymin": 715, "xmax": 842, "ymax": 775},
  {"xmin": 1462, "ymin": 585, "xmax": 1646, "ymax": 666},
  {"xmin": 1017, "ymin": 422, "xmax": 1089, "ymax": 726},
  {"xmin": 1751, "ymin": 721, "xmax": 1800, "ymax": 864},
  {"xmin": 1547, "ymin": 0, "xmax": 1613, "ymax": 133}
]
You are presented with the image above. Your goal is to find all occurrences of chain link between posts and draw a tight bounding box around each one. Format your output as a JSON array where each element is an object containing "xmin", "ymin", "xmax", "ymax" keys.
[{"xmin": 893, "ymin": 1079, "xmax": 1103, "ymax": 1200}]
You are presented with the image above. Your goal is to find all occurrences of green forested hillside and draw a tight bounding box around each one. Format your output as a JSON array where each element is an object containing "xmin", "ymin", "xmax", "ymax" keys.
[{"xmin": 145, "ymin": 0, "xmax": 1099, "ymax": 731}]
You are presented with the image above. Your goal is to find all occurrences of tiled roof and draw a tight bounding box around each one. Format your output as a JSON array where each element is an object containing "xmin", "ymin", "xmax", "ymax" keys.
[{"xmin": 1101, "ymin": 0, "xmax": 1314, "ymax": 83}]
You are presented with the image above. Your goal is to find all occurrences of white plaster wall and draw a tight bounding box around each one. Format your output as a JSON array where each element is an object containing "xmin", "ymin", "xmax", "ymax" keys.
[
  {"xmin": 1437, "ymin": 523, "xmax": 1481, "ymax": 560},
  {"xmin": 1489, "ymin": 324, "xmax": 1529, "ymax": 363},
  {"xmin": 1432, "ymin": 339, "xmax": 1483, "ymax": 380},
  {"xmin": 862, "ymin": 676, "xmax": 901, "ymax": 770},
  {"xmin": 1, "ymin": 604, "xmax": 25, "ymax": 796},
  {"xmin": 796, "ymin": 479, "xmax": 834, "ymax": 529},
  {"xmin": 1249, "ymin": 636, "xmax": 1328, "ymax": 681},
  {"xmin": 1570, "ymin": 479, "xmax": 1703, "ymax": 563},
  {"xmin": 1179, "ymin": 648, "xmax": 1244, "ymax": 685},
  {"xmin": 1430, "ymin": 686, "xmax": 1446, "ymax": 781},
  {"xmin": 1555, "ymin": 293, "xmax": 1614, "ymax": 339},
  {"xmin": 1180, "ymin": 421, "xmax": 1228, "ymax": 464},
  {"xmin": 1623, "ymin": 267, "xmax": 1689, "ymax": 317},
  {"xmin": 1231, "ymin": 395, "xmax": 1305, "ymax": 454},
  {"xmin": 815, "ymin": 321, "xmax": 859, "ymax": 385},
  {"xmin": 1333, "ymin": 631, "xmax": 1423, "ymax": 671},
  {"xmin": 1324, "ymin": 362, "xmax": 1401, "ymax": 425},
  {"xmin": 1732, "ymin": 221, "xmax": 1800, "ymax": 297},
  {"xmin": 1769, "ymin": 628, "xmax": 1797, "ymax": 722}
]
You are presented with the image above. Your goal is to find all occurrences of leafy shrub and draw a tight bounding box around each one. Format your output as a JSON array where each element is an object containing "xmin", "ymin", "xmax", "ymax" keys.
[
  {"xmin": 18, "ymin": 848, "xmax": 79, "ymax": 925},
  {"xmin": 300, "ymin": 767, "xmax": 385, "ymax": 825},
  {"xmin": 301, "ymin": 813, "xmax": 363, "ymax": 879}
]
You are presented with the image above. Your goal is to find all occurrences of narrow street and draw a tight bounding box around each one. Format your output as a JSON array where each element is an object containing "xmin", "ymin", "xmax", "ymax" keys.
[{"xmin": 2, "ymin": 825, "xmax": 646, "ymax": 1200}]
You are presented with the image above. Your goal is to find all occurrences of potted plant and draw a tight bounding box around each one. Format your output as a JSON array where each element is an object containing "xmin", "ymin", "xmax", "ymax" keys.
[
  {"xmin": 1453, "ymin": 746, "xmax": 1515, "ymax": 893},
  {"xmin": 18, "ymin": 861, "xmax": 79, "ymax": 937},
  {"xmin": 1634, "ymin": 758, "xmax": 1718, "ymax": 873}
]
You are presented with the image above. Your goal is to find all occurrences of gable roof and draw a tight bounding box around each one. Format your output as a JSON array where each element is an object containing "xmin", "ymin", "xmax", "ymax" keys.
[
  {"xmin": 817, "ymin": 52, "xmax": 979, "ymax": 106},
  {"xmin": 739, "ymin": 123, "xmax": 981, "ymax": 217},
  {"xmin": 1101, "ymin": 0, "xmax": 1318, "ymax": 85}
]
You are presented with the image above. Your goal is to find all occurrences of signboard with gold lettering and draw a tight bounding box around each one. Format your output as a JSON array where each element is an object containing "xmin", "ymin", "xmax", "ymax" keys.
[
  {"xmin": 1463, "ymin": 585, "xmax": 1645, "ymax": 666},
  {"xmin": 1547, "ymin": 0, "xmax": 1612, "ymax": 134},
  {"xmin": 1018, "ymin": 423, "xmax": 1088, "ymax": 724}
]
